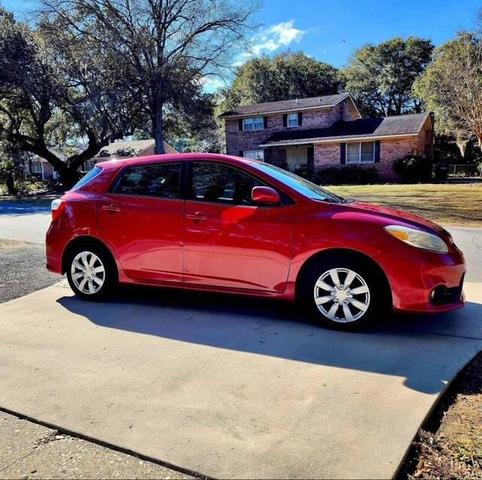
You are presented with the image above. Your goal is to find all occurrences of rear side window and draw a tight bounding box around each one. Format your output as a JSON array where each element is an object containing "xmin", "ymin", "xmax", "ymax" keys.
[
  {"xmin": 71, "ymin": 166, "xmax": 102, "ymax": 191},
  {"xmin": 112, "ymin": 163, "xmax": 181, "ymax": 199}
]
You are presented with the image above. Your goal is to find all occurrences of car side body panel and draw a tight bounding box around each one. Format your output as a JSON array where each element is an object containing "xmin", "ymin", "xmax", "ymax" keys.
[
  {"xmin": 285, "ymin": 203, "xmax": 465, "ymax": 311},
  {"xmin": 96, "ymin": 193, "xmax": 184, "ymax": 283},
  {"xmin": 183, "ymin": 200, "xmax": 295, "ymax": 292},
  {"xmin": 46, "ymin": 153, "xmax": 465, "ymax": 313}
]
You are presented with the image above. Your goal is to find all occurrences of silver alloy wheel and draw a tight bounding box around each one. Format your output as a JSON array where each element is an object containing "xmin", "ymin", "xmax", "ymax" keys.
[
  {"xmin": 70, "ymin": 251, "xmax": 106, "ymax": 295},
  {"xmin": 313, "ymin": 267, "xmax": 371, "ymax": 323}
]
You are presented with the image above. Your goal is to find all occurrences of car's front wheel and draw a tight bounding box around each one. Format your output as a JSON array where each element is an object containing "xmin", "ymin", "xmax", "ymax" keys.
[
  {"xmin": 300, "ymin": 255, "xmax": 390, "ymax": 330},
  {"xmin": 66, "ymin": 245, "xmax": 116, "ymax": 299}
]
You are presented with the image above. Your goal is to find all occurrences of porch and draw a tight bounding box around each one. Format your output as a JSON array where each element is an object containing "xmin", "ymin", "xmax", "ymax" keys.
[{"xmin": 263, "ymin": 144, "xmax": 314, "ymax": 175}]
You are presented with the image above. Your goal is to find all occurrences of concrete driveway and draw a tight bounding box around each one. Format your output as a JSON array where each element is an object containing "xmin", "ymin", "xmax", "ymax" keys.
[
  {"xmin": 0, "ymin": 199, "xmax": 481, "ymax": 478},
  {"xmin": 0, "ymin": 282, "xmax": 480, "ymax": 479}
]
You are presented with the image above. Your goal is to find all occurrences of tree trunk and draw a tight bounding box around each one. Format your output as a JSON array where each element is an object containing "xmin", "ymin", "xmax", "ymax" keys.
[
  {"xmin": 6, "ymin": 173, "xmax": 17, "ymax": 196},
  {"xmin": 58, "ymin": 166, "xmax": 81, "ymax": 190},
  {"xmin": 153, "ymin": 126, "xmax": 165, "ymax": 154},
  {"xmin": 8, "ymin": 134, "xmax": 108, "ymax": 191},
  {"xmin": 152, "ymin": 100, "xmax": 166, "ymax": 155},
  {"xmin": 456, "ymin": 137, "xmax": 469, "ymax": 157}
]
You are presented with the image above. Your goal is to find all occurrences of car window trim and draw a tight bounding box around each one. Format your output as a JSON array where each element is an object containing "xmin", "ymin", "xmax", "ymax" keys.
[
  {"xmin": 108, "ymin": 161, "xmax": 185, "ymax": 200},
  {"xmin": 186, "ymin": 160, "xmax": 295, "ymax": 207}
]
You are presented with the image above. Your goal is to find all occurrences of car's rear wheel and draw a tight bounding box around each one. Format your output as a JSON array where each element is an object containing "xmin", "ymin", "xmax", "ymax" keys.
[
  {"xmin": 299, "ymin": 255, "xmax": 390, "ymax": 330},
  {"xmin": 66, "ymin": 245, "xmax": 116, "ymax": 299}
]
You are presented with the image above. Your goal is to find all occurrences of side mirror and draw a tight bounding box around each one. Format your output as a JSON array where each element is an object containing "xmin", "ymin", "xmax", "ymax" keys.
[{"xmin": 251, "ymin": 186, "xmax": 280, "ymax": 205}]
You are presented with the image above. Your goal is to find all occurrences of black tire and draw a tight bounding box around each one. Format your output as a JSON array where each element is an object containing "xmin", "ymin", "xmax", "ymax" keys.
[
  {"xmin": 66, "ymin": 243, "xmax": 117, "ymax": 300},
  {"xmin": 298, "ymin": 254, "xmax": 390, "ymax": 331}
]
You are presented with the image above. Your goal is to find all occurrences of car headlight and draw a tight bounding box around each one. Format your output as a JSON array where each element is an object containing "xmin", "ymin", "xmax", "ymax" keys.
[{"xmin": 384, "ymin": 225, "xmax": 448, "ymax": 253}]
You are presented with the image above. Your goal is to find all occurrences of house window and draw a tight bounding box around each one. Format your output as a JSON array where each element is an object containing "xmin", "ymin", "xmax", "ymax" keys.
[
  {"xmin": 31, "ymin": 161, "xmax": 42, "ymax": 174},
  {"xmin": 287, "ymin": 113, "xmax": 299, "ymax": 127},
  {"xmin": 243, "ymin": 150, "xmax": 264, "ymax": 161},
  {"xmin": 243, "ymin": 117, "xmax": 264, "ymax": 131},
  {"xmin": 346, "ymin": 142, "xmax": 375, "ymax": 164}
]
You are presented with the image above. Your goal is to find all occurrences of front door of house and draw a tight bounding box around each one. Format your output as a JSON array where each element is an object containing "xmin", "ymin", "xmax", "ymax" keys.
[{"xmin": 286, "ymin": 146, "xmax": 308, "ymax": 172}]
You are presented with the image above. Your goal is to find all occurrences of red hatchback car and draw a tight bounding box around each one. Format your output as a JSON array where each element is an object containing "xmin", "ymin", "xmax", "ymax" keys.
[{"xmin": 46, "ymin": 153, "xmax": 465, "ymax": 329}]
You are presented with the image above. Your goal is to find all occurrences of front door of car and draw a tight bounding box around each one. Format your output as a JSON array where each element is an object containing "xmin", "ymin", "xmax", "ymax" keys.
[
  {"xmin": 97, "ymin": 162, "xmax": 184, "ymax": 283},
  {"xmin": 182, "ymin": 161, "xmax": 294, "ymax": 292}
]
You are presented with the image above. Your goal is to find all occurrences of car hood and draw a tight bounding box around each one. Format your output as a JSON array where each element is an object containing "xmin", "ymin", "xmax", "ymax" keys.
[{"xmin": 345, "ymin": 200, "xmax": 447, "ymax": 234}]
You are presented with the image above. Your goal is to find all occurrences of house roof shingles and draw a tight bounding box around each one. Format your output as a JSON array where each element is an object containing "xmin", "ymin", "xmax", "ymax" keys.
[
  {"xmin": 97, "ymin": 139, "xmax": 177, "ymax": 157},
  {"xmin": 219, "ymin": 94, "xmax": 350, "ymax": 117},
  {"xmin": 260, "ymin": 112, "xmax": 430, "ymax": 146},
  {"xmin": 101, "ymin": 139, "xmax": 155, "ymax": 155}
]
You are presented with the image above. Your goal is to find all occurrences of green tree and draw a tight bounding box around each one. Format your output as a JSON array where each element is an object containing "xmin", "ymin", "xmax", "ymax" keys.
[
  {"xmin": 219, "ymin": 52, "xmax": 340, "ymax": 110},
  {"xmin": 414, "ymin": 32, "xmax": 482, "ymax": 153},
  {"xmin": 0, "ymin": 8, "xmax": 140, "ymax": 187},
  {"xmin": 0, "ymin": 140, "xmax": 30, "ymax": 196},
  {"xmin": 343, "ymin": 37, "xmax": 434, "ymax": 116},
  {"xmin": 42, "ymin": 0, "xmax": 256, "ymax": 155},
  {"xmin": 166, "ymin": 93, "xmax": 223, "ymax": 153}
]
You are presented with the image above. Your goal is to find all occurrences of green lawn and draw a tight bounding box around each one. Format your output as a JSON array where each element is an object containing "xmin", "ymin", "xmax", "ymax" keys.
[{"xmin": 327, "ymin": 183, "xmax": 482, "ymax": 226}]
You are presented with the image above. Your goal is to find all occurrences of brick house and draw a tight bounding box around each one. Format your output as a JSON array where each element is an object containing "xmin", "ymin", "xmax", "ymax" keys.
[{"xmin": 220, "ymin": 94, "xmax": 433, "ymax": 181}]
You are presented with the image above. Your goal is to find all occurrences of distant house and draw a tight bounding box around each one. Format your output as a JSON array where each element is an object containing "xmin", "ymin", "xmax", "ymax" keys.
[
  {"xmin": 220, "ymin": 94, "xmax": 433, "ymax": 181},
  {"xmin": 25, "ymin": 138, "xmax": 177, "ymax": 180},
  {"xmin": 83, "ymin": 138, "xmax": 177, "ymax": 171},
  {"xmin": 25, "ymin": 150, "xmax": 65, "ymax": 181}
]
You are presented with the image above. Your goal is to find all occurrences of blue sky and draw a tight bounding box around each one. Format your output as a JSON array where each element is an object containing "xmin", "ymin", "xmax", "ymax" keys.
[
  {"xmin": 3, "ymin": 0, "xmax": 481, "ymax": 89},
  {"xmin": 253, "ymin": 0, "xmax": 481, "ymax": 67}
]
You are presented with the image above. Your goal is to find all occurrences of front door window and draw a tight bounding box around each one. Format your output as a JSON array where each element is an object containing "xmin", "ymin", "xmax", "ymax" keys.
[{"xmin": 191, "ymin": 162, "xmax": 265, "ymax": 205}]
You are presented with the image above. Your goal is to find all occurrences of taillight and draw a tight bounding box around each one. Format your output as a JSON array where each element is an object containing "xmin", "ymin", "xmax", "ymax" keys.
[{"xmin": 51, "ymin": 198, "xmax": 65, "ymax": 221}]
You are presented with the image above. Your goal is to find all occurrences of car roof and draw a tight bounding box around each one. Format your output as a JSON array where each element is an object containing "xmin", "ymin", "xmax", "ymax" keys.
[{"xmin": 97, "ymin": 152, "xmax": 253, "ymax": 170}]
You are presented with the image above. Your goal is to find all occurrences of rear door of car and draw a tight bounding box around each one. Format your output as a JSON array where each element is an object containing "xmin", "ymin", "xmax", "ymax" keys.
[{"xmin": 97, "ymin": 162, "xmax": 184, "ymax": 283}]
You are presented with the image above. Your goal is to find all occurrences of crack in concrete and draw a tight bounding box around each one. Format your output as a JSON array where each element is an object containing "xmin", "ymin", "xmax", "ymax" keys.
[
  {"xmin": 33, "ymin": 430, "xmax": 63, "ymax": 446},
  {"xmin": 0, "ymin": 444, "xmax": 37, "ymax": 475},
  {"xmin": 0, "ymin": 427, "xmax": 66, "ymax": 475}
]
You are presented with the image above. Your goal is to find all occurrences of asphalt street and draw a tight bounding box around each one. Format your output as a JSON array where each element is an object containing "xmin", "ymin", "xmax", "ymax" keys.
[
  {"xmin": 0, "ymin": 198, "xmax": 52, "ymax": 244},
  {"xmin": 0, "ymin": 239, "xmax": 60, "ymax": 303}
]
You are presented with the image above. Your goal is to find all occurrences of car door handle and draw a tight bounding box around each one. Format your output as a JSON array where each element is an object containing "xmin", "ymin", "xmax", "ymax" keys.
[
  {"xmin": 186, "ymin": 212, "xmax": 208, "ymax": 222},
  {"xmin": 102, "ymin": 204, "xmax": 121, "ymax": 214}
]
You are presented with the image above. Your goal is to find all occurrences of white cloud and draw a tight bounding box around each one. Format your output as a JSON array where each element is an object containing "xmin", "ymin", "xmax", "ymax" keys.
[
  {"xmin": 234, "ymin": 20, "xmax": 305, "ymax": 66},
  {"xmin": 199, "ymin": 76, "xmax": 227, "ymax": 93},
  {"xmin": 199, "ymin": 20, "xmax": 306, "ymax": 92},
  {"xmin": 267, "ymin": 21, "xmax": 305, "ymax": 47}
]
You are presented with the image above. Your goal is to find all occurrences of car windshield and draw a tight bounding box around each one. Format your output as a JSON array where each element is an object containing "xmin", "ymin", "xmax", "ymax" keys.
[{"xmin": 251, "ymin": 162, "xmax": 345, "ymax": 203}]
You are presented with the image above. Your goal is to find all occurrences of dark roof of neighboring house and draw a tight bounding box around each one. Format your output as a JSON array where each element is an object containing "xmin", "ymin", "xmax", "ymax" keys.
[
  {"xmin": 260, "ymin": 112, "xmax": 430, "ymax": 146},
  {"xmin": 219, "ymin": 94, "xmax": 350, "ymax": 117}
]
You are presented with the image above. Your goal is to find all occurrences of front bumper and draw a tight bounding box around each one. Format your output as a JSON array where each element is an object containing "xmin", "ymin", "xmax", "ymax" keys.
[{"xmin": 390, "ymin": 246, "xmax": 465, "ymax": 313}]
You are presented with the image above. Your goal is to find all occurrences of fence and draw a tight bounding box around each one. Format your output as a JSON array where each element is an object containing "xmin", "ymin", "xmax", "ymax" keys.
[{"xmin": 447, "ymin": 164, "xmax": 481, "ymax": 177}]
